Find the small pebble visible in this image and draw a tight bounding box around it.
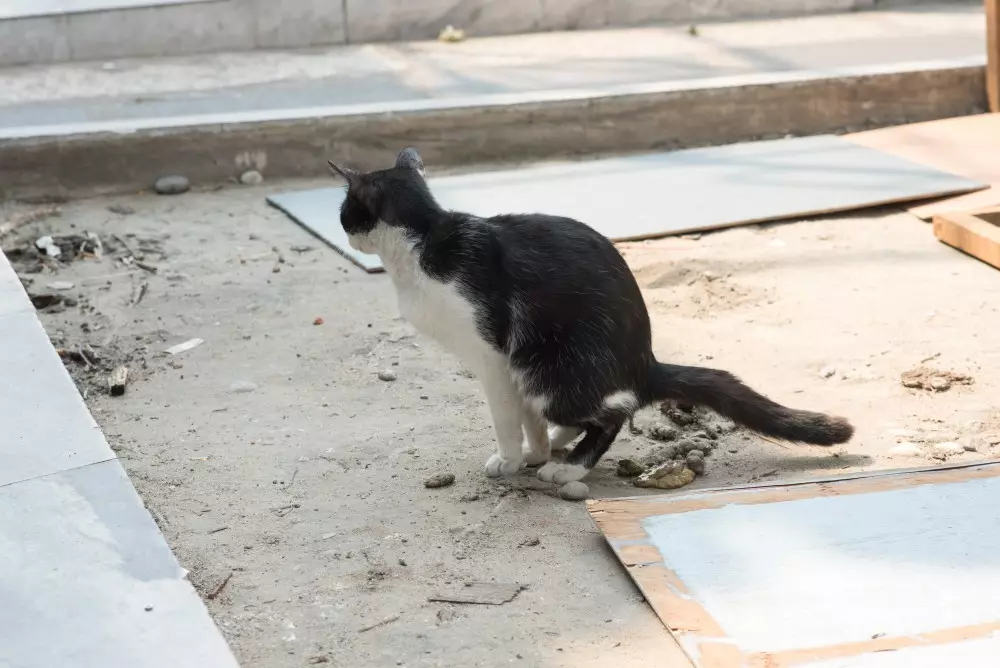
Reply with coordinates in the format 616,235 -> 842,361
888,442 -> 922,457
313,317 -> 324,326
559,481 -> 589,501
228,380 -> 258,394
616,458 -> 647,477
154,175 -> 190,195
378,370 -> 397,382
424,473 -> 456,489
519,536 -> 541,547
240,169 -> 264,185
820,366 -> 837,379
932,441 -> 964,457
686,453 -> 706,475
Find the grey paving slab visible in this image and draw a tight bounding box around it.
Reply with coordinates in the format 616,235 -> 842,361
0,249 -> 33,317
0,459 -> 240,668
0,308 -> 115,487
267,135 -> 985,272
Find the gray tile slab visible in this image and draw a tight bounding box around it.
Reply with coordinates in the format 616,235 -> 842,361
66,0 -> 255,61
267,191 -> 383,273
0,459 -> 240,668
0,250 -> 33,318
253,0 -> 346,48
267,135 -> 985,272
0,13 -> 71,66
0,309 -> 115,487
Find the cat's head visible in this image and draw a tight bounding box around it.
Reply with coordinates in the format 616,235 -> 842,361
327,147 -> 434,253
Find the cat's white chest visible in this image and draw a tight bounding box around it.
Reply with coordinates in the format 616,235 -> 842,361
373,229 -> 496,372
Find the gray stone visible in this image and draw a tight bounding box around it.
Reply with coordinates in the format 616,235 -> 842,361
558,481 -> 589,501
154,175 -> 190,195
888,442 -> 922,457
239,169 -> 264,185
378,369 -> 398,382
227,380 -> 258,394
424,472 -> 456,489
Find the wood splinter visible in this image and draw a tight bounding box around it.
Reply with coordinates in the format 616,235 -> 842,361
109,366 -> 129,397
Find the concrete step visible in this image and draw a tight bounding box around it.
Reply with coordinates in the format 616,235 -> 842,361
0,0 -> 978,67
0,5 -> 989,199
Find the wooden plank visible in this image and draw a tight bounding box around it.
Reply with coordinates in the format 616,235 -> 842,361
846,113 -> 1000,219
988,0 -> 1000,113
588,462 -> 1000,668
933,207 -> 1000,270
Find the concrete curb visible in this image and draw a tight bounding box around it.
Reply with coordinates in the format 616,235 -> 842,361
1,58 -> 987,200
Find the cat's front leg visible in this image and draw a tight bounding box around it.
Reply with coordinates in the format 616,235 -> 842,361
521,404 -> 551,467
479,364 -> 525,478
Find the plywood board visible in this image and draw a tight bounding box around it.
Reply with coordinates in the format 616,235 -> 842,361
268,135 -> 983,272
588,461 -> 1000,668
933,206 -> 1000,270
846,113 -> 1000,218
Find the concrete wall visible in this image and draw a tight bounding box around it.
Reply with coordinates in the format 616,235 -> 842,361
0,0 -> 972,66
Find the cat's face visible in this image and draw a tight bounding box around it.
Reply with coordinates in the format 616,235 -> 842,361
329,148 -> 426,253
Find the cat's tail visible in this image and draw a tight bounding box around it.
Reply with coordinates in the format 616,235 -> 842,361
645,362 -> 853,445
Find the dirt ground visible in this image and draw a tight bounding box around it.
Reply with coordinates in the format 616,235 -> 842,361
4,181 -> 1000,668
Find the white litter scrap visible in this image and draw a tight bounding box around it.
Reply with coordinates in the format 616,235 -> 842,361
165,338 -> 203,355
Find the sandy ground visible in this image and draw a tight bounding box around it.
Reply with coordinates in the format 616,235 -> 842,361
4,181 -> 1000,668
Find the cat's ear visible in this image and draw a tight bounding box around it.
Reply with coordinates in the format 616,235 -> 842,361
327,160 -> 359,186
395,147 -> 425,175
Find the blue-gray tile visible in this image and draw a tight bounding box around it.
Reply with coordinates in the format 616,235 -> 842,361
0,460 -> 239,668
0,309 -> 115,487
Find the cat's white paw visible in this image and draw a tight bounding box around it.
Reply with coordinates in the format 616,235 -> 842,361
484,453 -> 523,478
536,462 -> 589,484
521,442 -> 550,467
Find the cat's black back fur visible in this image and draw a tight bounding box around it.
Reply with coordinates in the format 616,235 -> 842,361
334,150 -> 853,477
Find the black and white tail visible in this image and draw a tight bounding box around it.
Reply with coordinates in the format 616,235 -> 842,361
646,363 -> 853,445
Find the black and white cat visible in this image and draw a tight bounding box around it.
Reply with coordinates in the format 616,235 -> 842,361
329,148 -> 853,485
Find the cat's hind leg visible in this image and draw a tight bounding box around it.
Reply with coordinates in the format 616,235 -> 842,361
481,363 -> 526,478
537,419 -> 623,484
548,425 -> 582,452
521,404 -> 551,467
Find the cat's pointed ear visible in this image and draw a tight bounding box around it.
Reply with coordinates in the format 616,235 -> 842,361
395,147 -> 425,175
327,160 -> 358,186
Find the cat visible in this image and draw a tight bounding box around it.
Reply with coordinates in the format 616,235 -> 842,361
328,147 -> 853,485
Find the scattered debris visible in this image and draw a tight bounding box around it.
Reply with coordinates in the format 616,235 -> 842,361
228,380 -> 258,394
931,441 -> 964,459
290,245 -> 316,253
888,442 -> 922,457
635,461 -> 696,490
46,281 -> 75,291
358,614 -> 401,633
165,338 -> 204,355
154,175 -> 191,195
108,366 -> 129,396
688,24 -> 700,37
205,571 -> 233,600
900,367 -> 973,392
428,582 -> 524,605
424,473 -> 456,489
29,293 -> 63,309
616,458 -> 647,477
0,205 -> 61,238
313,317 -> 324,326
558,481 -> 589,501
239,169 -> 264,186
437,24 -> 466,42
459,492 -> 480,502
208,526 -> 229,534
35,235 -> 61,258
307,656 -> 331,664
820,365 -> 837,379
129,280 -> 149,306
648,424 -> 679,442
378,369 -> 398,382
107,203 -> 135,215
519,536 -> 541,548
